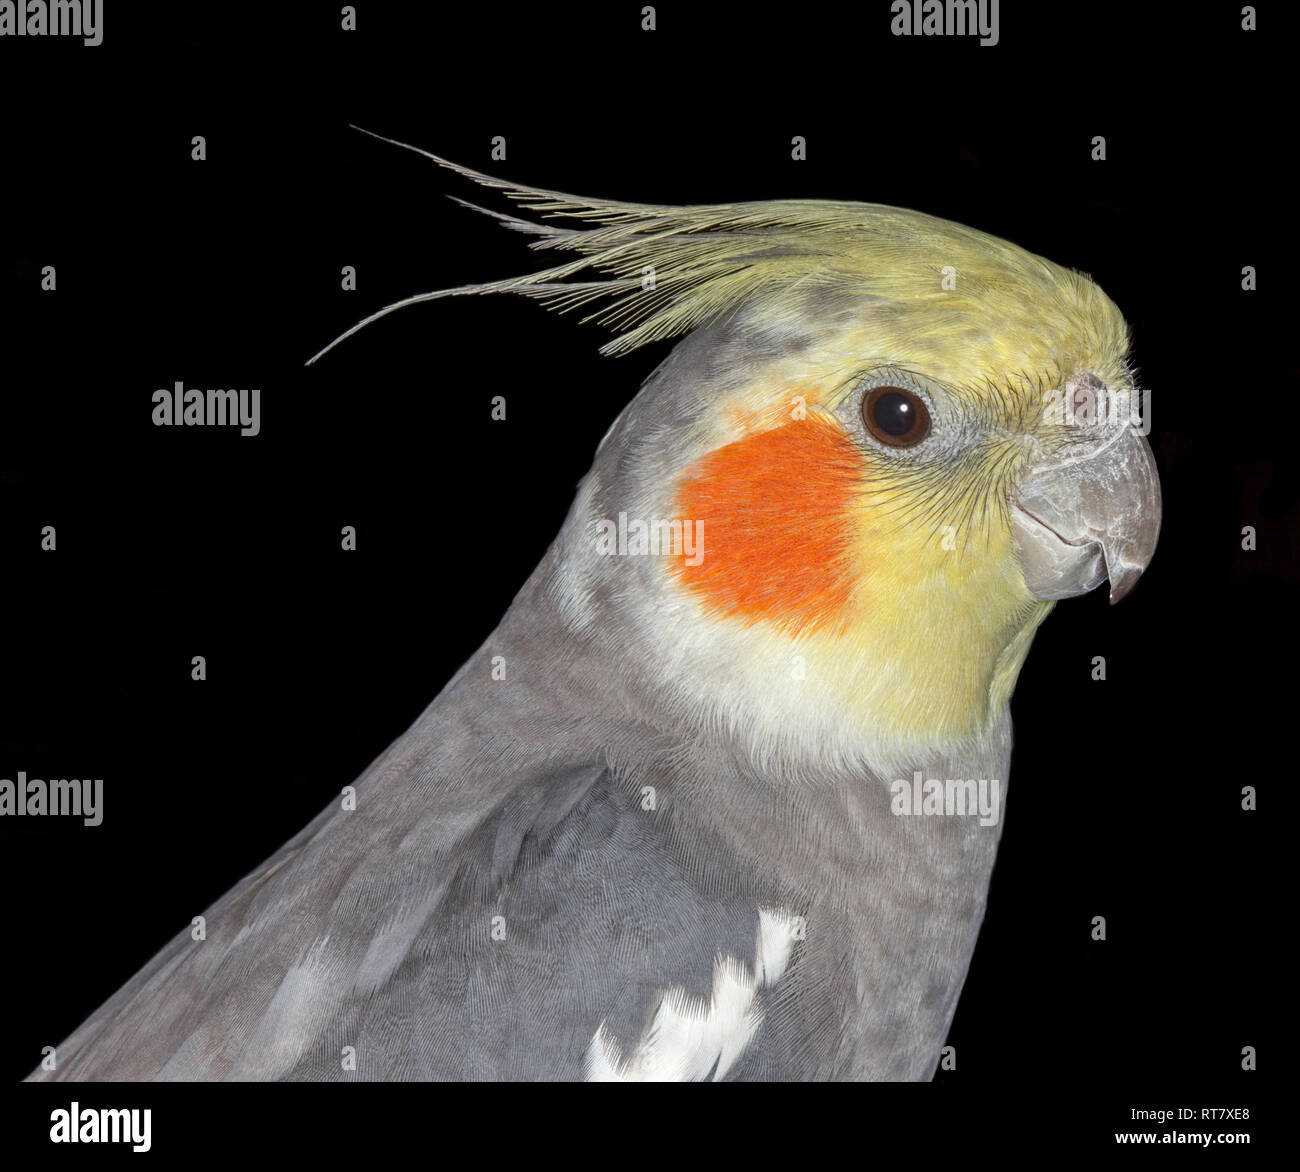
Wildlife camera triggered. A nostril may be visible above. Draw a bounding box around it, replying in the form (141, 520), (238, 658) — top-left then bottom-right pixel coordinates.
(1064, 373), (1109, 428)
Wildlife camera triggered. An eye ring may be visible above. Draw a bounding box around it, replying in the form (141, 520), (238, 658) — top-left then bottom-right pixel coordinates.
(861, 385), (931, 448)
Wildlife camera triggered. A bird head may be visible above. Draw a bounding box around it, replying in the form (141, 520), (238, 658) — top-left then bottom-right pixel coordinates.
(312, 133), (1161, 775)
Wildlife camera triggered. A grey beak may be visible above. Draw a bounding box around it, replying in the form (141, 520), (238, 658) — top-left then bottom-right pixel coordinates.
(1010, 426), (1162, 604)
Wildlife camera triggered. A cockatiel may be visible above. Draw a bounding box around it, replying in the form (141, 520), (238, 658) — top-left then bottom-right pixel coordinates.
(32, 134), (1160, 1082)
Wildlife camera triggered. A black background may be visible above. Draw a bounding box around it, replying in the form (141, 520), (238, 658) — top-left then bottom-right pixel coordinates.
(0, 0), (1287, 1156)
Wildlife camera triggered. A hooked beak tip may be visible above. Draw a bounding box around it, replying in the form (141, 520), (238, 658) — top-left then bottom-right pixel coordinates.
(1107, 569), (1142, 605)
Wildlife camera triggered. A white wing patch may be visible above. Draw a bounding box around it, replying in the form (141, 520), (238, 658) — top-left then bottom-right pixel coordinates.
(584, 907), (803, 1082)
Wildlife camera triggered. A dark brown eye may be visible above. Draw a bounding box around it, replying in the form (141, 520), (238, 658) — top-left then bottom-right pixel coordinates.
(862, 386), (931, 447)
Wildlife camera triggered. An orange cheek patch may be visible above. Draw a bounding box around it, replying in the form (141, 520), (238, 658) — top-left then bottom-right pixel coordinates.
(672, 415), (862, 631)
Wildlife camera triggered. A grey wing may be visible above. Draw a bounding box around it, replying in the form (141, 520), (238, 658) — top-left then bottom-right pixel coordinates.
(28, 722), (782, 1080)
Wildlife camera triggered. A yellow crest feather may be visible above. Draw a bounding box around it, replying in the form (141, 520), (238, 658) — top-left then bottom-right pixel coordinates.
(307, 127), (1127, 377)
